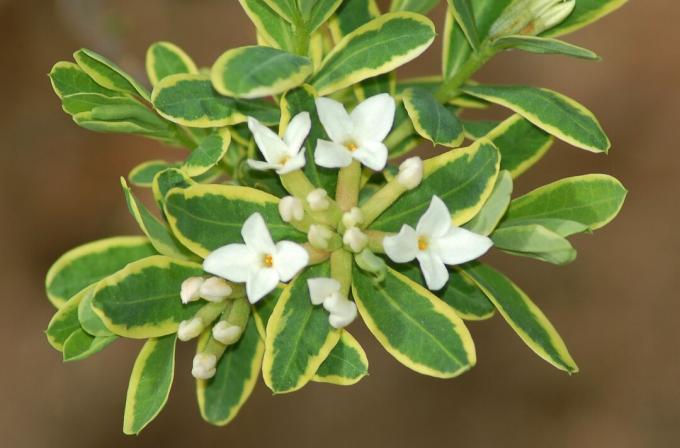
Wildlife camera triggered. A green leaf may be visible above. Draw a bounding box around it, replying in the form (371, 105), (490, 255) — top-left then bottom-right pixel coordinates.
(482, 114), (554, 178)
(491, 224), (577, 265)
(390, 0), (439, 15)
(73, 49), (150, 100)
(352, 266), (476, 378)
(263, 0), (296, 21)
(46, 288), (89, 351)
(146, 41), (198, 86)
(252, 286), (285, 339)
(313, 331), (368, 386)
(542, 0), (627, 38)
(69, 97), (173, 135)
(197, 316), (264, 426)
(263, 263), (341, 393)
(465, 170), (513, 236)
(462, 84), (610, 152)
(164, 184), (304, 258)
(45, 236), (156, 308)
(403, 87), (464, 148)
(329, 0), (381, 39)
(182, 129), (231, 177)
(63, 330), (118, 362)
(78, 288), (114, 337)
(395, 263), (494, 321)
(370, 140), (500, 232)
(494, 35), (600, 60)
(502, 174), (627, 233)
(60, 92), (130, 115)
(280, 85), (337, 196)
(151, 168), (197, 208)
(123, 335), (177, 435)
(49, 61), (118, 99)
(121, 178), (196, 260)
(211, 46), (313, 99)
(151, 74), (246, 128)
(304, 0), (343, 33)
(447, 0), (480, 51)
(311, 12), (436, 95)
(462, 119), (499, 139)
(129, 160), (179, 188)
(91, 256), (221, 338)
(239, 0), (295, 51)
(462, 263), (578, 373)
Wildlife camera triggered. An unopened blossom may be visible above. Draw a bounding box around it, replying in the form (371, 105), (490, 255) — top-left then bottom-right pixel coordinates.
(279, 196), (304, 222)
(247, 112), (310, 174)
(343, 227), (368, 253)
(397, 157), (424, 190)
(342, 207), (364, 228)
(307, 278), (357, 329)
(314, 93), (395, 171)
(307, 188), (330, 211)
(178, 317), (204, 342)
(180, 277), (204, 304)
(203, 213), (309, 304)
(199, 277), (232, 303)
(212, 321), (243, 345)
(383, 196), (493, 290)
(192, 353), (217, 380)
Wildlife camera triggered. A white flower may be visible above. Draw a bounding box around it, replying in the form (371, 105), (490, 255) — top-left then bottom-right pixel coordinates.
(178, 317), (204, 341)
(342, 207), (364, 228)
(192, 353), (217, 380)
(199, 277), (232, 303)
(397, 157), (424, 190)
(308, 224), (333, 250)
(314, 93), (395, 171)
(343, 227), (369, 253)
(279, 196), (304, 223)
(383, 196), (493, 291)
(203, 213), (309, 304)
(307, 188), (330, 211)
(307, 278), (357, 329)
(180, 277), (204, 304)
(247, 112), (310, 175)
(212, 321), (243, 345)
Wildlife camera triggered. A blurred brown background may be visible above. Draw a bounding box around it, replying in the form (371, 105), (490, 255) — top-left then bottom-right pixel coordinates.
(1, 0), (678, 447)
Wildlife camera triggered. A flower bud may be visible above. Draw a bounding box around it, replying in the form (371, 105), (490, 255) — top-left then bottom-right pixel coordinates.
(397, 157), (424, 190)
(180, 276), (204, 304)
(342, 207), (364, 228)
(323, 293), (358, 329)
(178, 317), (204, 341)
(279, 196), (304, 222)
(199, 277), (232, 303)
(533, 0), (575, 34)
(343, 227), (368, 253)
(308, 224), (334, 250)
(212, 321), (243, 345)
(192, 353), (217, 380)
(307, 189), (330, 211)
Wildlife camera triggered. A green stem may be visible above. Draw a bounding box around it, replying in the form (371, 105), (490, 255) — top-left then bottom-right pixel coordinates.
(360, 178), (408, 228)
(336, 160), (361, 212)
(436, 44), (497, 103)
(331, 249), (353, 297)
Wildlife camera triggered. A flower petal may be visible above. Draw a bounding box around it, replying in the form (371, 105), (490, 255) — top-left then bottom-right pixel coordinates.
(248, 116), (288, 164)
(283, 112), (311, 153)
(315, 139), (353, 168)
(417, 251), (449, 291)
(351, 93), (396, 143)
(353, 141), (388, 171)
(433, 227), (493, 266)
(307, 277), (340, 305)
(242, 213), (276, 254)
(203, 244), (254, 283)
(316, 97), (353, 143)
(383, 225), (418, 263)
(247, 159), (282, 172)
(416, 195), (451, 238)
(273, 241), (309, 282)
(246, 267), (279, 304)
(277, 151), (306, 175)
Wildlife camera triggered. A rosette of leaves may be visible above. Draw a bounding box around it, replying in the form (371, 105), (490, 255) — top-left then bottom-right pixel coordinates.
(45, 0), (628, 434)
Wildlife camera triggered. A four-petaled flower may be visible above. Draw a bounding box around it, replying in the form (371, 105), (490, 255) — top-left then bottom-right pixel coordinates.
(203, 213), (309, 304)
(314, 93), (395, 171)
(247, 112), (310, 175)
(383, 196), (493, 291)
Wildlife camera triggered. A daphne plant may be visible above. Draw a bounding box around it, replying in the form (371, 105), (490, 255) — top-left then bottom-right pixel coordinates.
(44, 0), (628, 435)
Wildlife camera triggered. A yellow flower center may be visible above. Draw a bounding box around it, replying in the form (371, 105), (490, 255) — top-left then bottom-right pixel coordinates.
(345, 142), (359, 152)
(278, 155), (290, 165)
(418, 236), (429, 251)
(263, 254), (274, 268)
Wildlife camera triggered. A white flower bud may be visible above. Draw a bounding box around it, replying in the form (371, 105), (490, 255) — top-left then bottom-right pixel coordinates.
(342, 207), (364, 228)
(323, 293), (358, 329)
(308, 224), (334, 250)
(180, 277), (204, 304)
(212, 321), (243, 345)
(534, 0), (575, 34)
(278, 196), (304, 223)
(199, 277), (232, 303)
(343, 227), (368, 253)
(397, 157), (424, 190)
(178, 317), (204, 341)
(307, 189), (330, 211)
(192, 352), (217, 380)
